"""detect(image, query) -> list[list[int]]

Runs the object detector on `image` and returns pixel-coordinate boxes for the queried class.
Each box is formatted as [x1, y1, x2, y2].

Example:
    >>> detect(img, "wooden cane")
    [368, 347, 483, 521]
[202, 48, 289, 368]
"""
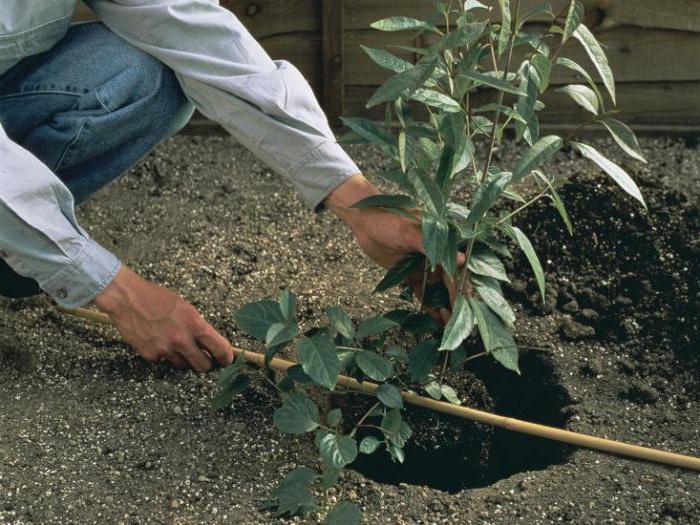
[58, 306, 700, 471]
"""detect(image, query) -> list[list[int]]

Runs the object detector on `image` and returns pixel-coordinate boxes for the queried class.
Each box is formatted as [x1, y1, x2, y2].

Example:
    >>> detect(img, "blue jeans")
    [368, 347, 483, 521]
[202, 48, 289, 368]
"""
[0, 22, 195, 298]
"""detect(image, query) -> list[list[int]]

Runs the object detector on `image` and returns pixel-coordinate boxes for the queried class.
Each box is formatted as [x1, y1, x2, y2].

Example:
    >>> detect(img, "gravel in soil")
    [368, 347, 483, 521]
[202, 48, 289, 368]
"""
[1, 135, 699, 524]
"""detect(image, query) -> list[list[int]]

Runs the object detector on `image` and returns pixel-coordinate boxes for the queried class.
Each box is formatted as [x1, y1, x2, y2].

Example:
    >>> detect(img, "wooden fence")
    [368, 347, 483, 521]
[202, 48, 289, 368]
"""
[76, 1, 700, 134]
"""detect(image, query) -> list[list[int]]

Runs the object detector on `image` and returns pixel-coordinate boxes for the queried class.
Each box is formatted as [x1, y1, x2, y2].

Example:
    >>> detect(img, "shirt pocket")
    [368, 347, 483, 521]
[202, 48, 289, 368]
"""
[0, 12, 72, 62]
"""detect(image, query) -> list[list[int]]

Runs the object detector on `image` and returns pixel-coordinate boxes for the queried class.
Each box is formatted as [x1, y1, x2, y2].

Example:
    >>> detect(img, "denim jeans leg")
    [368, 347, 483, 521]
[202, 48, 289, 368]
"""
[0, 22, 195, 298]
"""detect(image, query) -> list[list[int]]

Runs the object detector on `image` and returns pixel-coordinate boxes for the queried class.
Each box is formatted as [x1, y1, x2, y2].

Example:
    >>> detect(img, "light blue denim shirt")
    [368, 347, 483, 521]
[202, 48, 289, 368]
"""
[0, 0, 359, 309]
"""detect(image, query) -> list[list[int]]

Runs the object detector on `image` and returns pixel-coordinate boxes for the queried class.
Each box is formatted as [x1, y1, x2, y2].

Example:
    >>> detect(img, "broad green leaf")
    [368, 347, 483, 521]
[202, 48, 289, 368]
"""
[424, 282, 450, 309]
[381, 409, 402, 434]
[211, 374, 250, 410]
[359, 435, 382, 454]
[600, 118, 646, 163]
[235, 300, 286, 340]
[356, 351, 394, 382]
[327, 408, 343, 427]
[387, 444, 406, 463]
[512, 135, 563, 182]
[573, 142, 646, 207]
[466, 170, 511, 226]
[563, 0, 584, 42]
[411, 89, 462, 112]
[356, 315, 400, 339]
[266, 322, 298, 349]
[273, 394, 320, 434]
[441, 384, 462, 405]
[351, 194, 416, 209]
[407, 168, 445, 215]
[367, 58, 439, 108]
[385, 345, 409, 363]
[374, 253, 424, 293]
[371, 17, 441, 33]
[473, 274, 516, 327]
[439, 295, 475, 351]
[424, 380, 442, 400]
[324, 501, 362, 525]
[388, 420, 412, 448]
[279, 289, 297, 325]
[217, 356, 246, 389]
[361, 45, 412, 73]
[377, 383, 403, 408]
[298, 335, 342, 390]
[319, 433, 358, 469]
[469, 299, 520, 374]
[320, 467, 341, 490]
[509, 226, 546, 302]
[409, 339, 440, 382]
[458, 69, 523, 95]
[340, 117, 396, 154]
[468, 244, 510, 282]
[422, 214, 449, 270]
[497, 0, 512, 57]
[274, 467, 319, 517]
[573, 24, 615, 105]
[531, 53, 551, 92]
[326, 307, 355, 340]
[557, 84, 599, 114]
[555, 57, 604, 109]
[287, 364, 315, 384]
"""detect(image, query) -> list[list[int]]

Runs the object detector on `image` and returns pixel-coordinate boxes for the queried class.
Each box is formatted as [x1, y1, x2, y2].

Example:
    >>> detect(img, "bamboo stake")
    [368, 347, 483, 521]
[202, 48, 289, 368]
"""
[60, 306, 700, 472]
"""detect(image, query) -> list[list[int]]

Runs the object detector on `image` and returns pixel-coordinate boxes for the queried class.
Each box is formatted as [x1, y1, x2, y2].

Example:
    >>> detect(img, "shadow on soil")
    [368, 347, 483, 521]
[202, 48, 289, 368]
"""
[350, 351, 573, 493]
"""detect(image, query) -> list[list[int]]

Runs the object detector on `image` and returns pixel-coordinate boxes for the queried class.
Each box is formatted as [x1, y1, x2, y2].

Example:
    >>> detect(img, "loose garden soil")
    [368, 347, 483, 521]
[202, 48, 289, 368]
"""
[1, 135, 698, 524]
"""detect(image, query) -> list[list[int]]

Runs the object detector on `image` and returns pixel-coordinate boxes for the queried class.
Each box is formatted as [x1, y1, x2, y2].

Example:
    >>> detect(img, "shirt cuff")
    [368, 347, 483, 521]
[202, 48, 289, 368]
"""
[289, 140, 360, 211]
[40, 239, 122, 309]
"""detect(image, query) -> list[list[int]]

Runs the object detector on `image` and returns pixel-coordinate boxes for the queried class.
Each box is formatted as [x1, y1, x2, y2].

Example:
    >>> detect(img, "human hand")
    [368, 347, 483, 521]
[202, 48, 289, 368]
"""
[325, 174, 463, 324]
[94, 266, 234, 371]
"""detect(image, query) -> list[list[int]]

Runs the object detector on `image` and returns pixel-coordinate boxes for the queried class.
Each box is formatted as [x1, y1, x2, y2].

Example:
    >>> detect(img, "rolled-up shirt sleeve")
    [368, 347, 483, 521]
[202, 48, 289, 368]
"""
[87, 0, 360, 210]
[0, 124, 121, 308]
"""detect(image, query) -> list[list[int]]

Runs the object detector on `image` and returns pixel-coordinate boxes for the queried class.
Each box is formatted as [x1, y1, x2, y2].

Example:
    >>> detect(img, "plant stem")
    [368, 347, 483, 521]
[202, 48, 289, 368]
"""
[439, 351, 450, 385]
[350, 402, 381, 438]
[495, 187, 549, 227]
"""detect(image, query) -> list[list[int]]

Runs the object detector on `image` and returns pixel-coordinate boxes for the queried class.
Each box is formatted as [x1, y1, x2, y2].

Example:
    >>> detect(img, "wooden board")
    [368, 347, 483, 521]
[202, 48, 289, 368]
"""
[602, 0, 700, 33]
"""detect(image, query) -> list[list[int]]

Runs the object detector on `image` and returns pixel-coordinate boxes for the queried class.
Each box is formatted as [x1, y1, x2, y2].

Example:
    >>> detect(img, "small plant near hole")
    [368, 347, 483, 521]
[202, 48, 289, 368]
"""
[215, 1, 646, 523]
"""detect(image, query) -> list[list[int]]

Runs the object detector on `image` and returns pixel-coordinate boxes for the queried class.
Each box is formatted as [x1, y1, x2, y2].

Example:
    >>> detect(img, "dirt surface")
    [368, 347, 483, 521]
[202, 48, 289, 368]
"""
[1, 135, 699, 524]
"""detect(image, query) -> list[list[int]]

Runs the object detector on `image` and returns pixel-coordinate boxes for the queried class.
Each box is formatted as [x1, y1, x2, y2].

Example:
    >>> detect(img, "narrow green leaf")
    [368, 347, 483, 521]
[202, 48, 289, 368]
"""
[458, 69, 523, 95]
[557, 84, 599, 114]
[324, 501, 362, 525]
[422, 215, 450, 270]
[351, 194, 416, 209]
[377, 383, 403, 408]
[531, 53, 552, 92]
[464, 0, 488, 10]
[235, 300, 286, 341]
[473, 274, 516, 327]
[298, 335, 342, 390]
[555, 57, 604, 109]
[326, 307, 355, 340]
[467, 170, 512, 226]
[361, 45, 412, 73]
[439, 295, 475, 351]
[474, 103, 528, 123]
[340, 117, 396, 155]
[440, 22, 486, 50]
[573, 24, 616, 105]
[356, 351, 394, 382]
[398, 130, 408, 171]
[563, 0, 584, 42]
[367, 58, 439, 108]
[497, 0, 512, 57]
[469, 299, 520, 374]
[371, 17, 441, 33]
[600, 118, 646, 163]
[573, 142, 646, 207]
[411, 89, 462, 112]
[512, 135, 563, 182]
[374, 253, 424, 293]
[407, 168, 445, 215]
[273, 394, 321, 434]
[356, 315, 399, 339]
[510, 226, 546, 301]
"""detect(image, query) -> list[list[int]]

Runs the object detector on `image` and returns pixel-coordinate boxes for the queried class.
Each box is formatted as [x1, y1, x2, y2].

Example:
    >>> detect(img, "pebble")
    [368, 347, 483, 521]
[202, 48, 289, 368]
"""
[560, 319, 596, 340]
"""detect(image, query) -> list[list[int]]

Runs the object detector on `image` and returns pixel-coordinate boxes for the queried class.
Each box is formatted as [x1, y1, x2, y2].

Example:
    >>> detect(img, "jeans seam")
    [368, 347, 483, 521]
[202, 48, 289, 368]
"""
[54, 117, 88, 172]
[0, 90, 83, 100]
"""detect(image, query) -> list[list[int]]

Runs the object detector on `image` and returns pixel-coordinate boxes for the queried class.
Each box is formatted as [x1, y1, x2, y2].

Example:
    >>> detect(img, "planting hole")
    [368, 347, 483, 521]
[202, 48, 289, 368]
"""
[348, 351, 573, 493]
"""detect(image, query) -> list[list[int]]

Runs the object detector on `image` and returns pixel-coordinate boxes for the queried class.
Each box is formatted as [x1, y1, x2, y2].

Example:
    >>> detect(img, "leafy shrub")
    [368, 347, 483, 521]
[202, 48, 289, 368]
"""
[216, 1, 646, 523]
